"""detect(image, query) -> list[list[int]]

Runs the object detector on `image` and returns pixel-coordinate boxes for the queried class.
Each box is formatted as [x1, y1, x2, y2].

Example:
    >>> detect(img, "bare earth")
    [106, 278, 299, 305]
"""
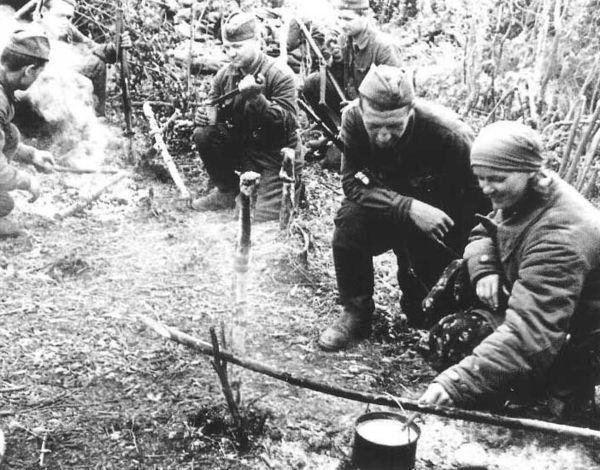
[1, 160, 599, 469]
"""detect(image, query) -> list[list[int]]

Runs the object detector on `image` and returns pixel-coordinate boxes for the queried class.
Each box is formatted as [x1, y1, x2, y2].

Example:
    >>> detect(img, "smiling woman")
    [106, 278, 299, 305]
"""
[420, 121, 600, 420]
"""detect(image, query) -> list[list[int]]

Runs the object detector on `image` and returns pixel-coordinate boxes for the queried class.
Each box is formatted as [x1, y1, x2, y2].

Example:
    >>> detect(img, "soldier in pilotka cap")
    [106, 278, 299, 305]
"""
[38, 0, 132, 116]
[192, 11, 302, 222]
[317, 64, 488, 351]
[302, 0, 402, 160]
[0, 25, 56, 237]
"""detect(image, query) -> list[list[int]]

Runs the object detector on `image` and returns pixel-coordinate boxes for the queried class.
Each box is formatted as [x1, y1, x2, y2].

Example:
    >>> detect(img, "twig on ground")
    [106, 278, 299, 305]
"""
[39, 432, 49, 467]
[54, 173, 128, 220]
[53, 166, 119, 175]
[143, 102, 191, 200]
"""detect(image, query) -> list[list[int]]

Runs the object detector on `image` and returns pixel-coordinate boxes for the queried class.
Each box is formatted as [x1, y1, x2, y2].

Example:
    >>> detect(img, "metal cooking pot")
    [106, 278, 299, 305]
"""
[352, 411, 420, 470]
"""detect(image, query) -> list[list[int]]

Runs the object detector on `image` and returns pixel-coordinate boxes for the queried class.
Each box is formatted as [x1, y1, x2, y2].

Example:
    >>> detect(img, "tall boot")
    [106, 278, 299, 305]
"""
[318, 295, 375, 351]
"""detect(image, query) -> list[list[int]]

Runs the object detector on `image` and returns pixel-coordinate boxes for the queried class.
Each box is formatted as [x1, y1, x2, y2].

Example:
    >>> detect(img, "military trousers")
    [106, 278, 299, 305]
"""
[332, 199, 454, 325]
[192, 124, 302, 222]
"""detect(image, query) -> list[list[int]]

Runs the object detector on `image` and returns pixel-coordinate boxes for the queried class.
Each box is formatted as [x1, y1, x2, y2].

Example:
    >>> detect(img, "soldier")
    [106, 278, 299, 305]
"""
[420, 121, 600, 420]
[302, 0, 402, 153]
[0, 26, 56, 237]
[318, 64, 486, 351]
[39, 0, 132, 116]
[192, 12, 301, 222]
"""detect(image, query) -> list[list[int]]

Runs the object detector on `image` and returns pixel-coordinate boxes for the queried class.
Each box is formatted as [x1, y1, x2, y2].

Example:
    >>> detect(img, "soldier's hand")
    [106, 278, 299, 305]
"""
[121, 31, 133, 49]
[419, 383, 453, 406]
[409, 199, 454, 242]
[238, 74, 265, 100]
[28, 175, 41, 203]
[194, 107, 209, 126]
[476, 274, 501, 310]
[325, 37, 343, 63]
[32, 150, 55, 173]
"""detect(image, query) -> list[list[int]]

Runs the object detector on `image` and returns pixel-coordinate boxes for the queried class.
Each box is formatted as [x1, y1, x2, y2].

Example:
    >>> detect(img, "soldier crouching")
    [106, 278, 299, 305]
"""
[191, 12, 302, 223]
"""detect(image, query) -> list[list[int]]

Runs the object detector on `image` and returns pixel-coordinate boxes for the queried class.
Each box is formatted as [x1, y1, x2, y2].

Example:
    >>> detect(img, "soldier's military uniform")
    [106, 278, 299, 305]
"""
[192, 12, 301, 222]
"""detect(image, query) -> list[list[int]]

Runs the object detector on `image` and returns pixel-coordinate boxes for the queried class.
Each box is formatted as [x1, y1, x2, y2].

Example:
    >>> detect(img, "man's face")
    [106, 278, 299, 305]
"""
[337, 9, 367, 37]
[223, 38, 259, 70]
[16, 63, 46, 90]
[361, 100, 413, 149]
[473, 166, 533, 210]
[42, 0, 75, 38]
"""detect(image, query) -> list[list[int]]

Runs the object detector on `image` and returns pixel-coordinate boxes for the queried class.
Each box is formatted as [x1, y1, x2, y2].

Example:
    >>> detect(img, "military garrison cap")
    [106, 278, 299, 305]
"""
[4, 25, 51, 61]
[222, 12, 257, 43]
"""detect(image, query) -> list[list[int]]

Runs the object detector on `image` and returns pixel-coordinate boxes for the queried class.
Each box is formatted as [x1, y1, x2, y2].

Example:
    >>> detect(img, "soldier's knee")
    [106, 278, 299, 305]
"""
[0, 192, 15, 217]
[192, 125, 221, 151]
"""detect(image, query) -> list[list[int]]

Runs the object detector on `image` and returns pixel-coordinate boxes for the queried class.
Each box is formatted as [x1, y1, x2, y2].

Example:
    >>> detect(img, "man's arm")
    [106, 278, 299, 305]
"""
[244, 67, 298, 135]
[0, 126, 33, 193]
[340, 105, 413, 222]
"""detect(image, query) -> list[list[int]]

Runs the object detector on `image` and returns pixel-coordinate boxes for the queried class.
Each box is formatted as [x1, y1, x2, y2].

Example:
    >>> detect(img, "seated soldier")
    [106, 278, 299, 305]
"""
[192, 12, 301, 223]
[419, 121, 600, 419]
[0, 26, 56, 237]
[38, 0, 131, 116]
[302, 0, 401, 145]
[318, 64, 486, 351]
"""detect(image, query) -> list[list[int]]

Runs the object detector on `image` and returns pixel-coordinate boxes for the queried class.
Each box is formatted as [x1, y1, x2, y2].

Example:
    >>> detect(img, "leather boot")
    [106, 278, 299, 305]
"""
[318, 297, 374, 351]
[0, 218, 27, 239]
[191, 188, 236, 212]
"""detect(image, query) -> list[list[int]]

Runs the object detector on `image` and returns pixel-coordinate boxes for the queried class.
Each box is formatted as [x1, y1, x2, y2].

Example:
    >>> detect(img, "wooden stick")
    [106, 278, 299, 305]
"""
[565, 99, 600, 184]
[53, 166, 119, 175]
[210, 327, 249, 450]
[138, 315, 600, 441]
[279, 148, 295, 232]
[483, 87, 516, 125]
[116, 1, 134, 140]
[559, 96, 585, 177]
[142, 102, 191, 200]
[14, 0, 37, 18]
[583, 164, 599, 199]
[576, 126, 600, 191]
[54, 173, 127, 220]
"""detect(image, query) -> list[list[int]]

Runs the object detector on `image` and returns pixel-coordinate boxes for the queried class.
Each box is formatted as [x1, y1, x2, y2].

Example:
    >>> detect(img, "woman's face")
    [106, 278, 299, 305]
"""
[473, 166, 533, 210]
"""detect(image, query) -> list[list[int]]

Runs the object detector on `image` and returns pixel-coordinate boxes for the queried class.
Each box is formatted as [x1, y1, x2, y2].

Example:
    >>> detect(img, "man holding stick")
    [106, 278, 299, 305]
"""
[318, 64, 486, 351]
[192, 11, 302, 222]
[0, 25, 55, 237]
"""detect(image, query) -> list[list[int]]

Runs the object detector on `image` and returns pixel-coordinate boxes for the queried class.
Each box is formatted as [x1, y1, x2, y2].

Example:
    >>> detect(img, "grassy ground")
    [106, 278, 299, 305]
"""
[0, 154, 599, 469]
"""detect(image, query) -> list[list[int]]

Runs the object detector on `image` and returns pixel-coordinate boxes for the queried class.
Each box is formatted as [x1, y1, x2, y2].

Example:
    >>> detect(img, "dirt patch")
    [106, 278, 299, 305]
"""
[0, 161, 598, 470]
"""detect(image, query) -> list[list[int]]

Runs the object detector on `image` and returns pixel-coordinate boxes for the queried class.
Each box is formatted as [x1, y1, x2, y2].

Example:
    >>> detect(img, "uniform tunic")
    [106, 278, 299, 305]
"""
[193, 52, 300, 222]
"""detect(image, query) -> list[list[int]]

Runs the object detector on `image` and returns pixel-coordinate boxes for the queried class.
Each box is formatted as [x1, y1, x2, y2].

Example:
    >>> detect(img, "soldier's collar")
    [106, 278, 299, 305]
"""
[352, 24, 373, 50]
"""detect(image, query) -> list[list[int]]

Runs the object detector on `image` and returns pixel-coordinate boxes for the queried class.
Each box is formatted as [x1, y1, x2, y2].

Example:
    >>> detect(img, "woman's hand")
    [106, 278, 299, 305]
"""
[476, 274, 500, 310]
[419, 383, 454, 406]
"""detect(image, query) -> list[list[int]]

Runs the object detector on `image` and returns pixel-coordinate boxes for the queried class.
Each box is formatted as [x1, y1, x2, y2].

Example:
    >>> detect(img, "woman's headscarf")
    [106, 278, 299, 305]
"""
[470, 121, 544, 172]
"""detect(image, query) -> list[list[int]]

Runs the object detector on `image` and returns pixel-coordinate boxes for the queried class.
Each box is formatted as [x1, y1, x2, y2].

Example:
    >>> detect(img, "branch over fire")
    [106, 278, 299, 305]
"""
[138, 315, 600, 441]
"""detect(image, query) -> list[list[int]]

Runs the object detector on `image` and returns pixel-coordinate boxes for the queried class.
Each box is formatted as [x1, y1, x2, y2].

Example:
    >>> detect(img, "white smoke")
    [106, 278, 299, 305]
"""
[0, 9, 123, 171]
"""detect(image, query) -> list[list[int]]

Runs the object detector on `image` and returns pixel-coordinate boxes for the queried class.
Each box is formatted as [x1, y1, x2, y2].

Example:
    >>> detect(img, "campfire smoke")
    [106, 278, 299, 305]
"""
[0, 10, 125, 171]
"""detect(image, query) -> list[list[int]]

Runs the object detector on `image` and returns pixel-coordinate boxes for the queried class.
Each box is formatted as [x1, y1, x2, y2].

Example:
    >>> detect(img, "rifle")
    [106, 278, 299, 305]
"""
[295, 18, 346, 103]
[298, 98, 343, 152]
[115, 1, 133, 140]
